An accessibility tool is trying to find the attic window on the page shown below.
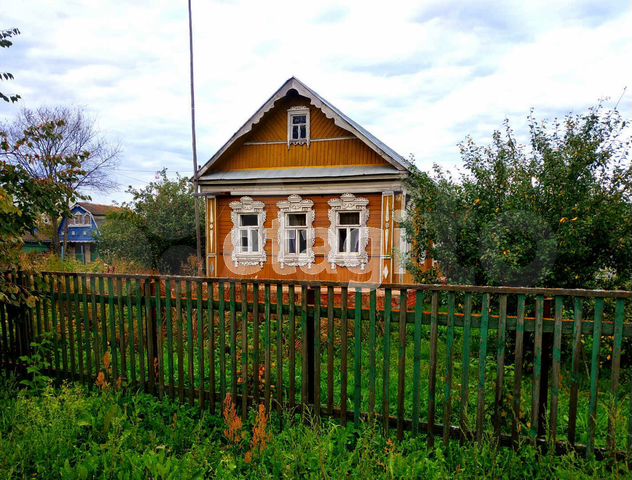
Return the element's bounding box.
[287,106,310,146]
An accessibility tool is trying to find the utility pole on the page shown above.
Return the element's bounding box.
[188,0,203,276]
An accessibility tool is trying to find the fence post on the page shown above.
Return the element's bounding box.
[147,276,160,389]
[537,298,554,438]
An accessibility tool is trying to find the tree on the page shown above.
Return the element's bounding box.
[404,103,632,289]
[1,28,20,104]
[97,170,199,273]
[1,121,85,304]
[2,106,121,253]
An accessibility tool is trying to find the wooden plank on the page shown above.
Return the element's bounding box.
[354,287,363,427]
[567,297,583,446]
[511,295,526,446]
[314,285,321,417]
[107,277,117,379]
[340,287,348,424]
[64,275,74,376]
[165,278,174,398]
[587,298,604,457]
[117,277,126,382]
[368,289,377,421]
[208,280,216,413]
[264,283,272,411]
[549,296,563,444]
[186,279,195,405]
[135,279,146,390]
[176,279,185,402]
[327,286,335,416]
[0,301,7,369]
[383,288,392,434]
[73,275,84,384]
[99,276,107,368]
[144,279,155,394]
[51,276,60,375]
[459,293,473,439]
[155,279,164,398]
[427,291,439,446]
[301,285,308,408]
[229,281,237,402]
[493,294,508,440]
[288,285,296,411]
[443,291,455,445]
[530,295,544,441]
[241,282,249,418]
[126,277,136,387]
[252,284,260,407]
[276,283,284,417]
[475,293,490,444]
[397,288,407,440]
[607,299,625,452]
[35,274,42,338]
[197,280,205,409]
[412,290,424,434]
[89,276,99,376]
[218,281,226,401]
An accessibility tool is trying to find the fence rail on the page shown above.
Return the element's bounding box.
[1,270,631,458]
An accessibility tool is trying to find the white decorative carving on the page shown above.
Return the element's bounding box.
[327,193,370,270]
[276,194,315,268]
[229,196,267,267]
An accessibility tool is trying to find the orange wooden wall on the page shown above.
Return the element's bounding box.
[215,194,384,284]
[211,94,391,172]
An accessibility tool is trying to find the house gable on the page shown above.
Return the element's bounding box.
[197,77,412,178]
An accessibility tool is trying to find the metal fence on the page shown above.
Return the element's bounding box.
[1,271,631,458]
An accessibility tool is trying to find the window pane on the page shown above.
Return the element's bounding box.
[338,228,347,253]
[287,213,306,226]
[339,212,360,225]
[240,214,258,226]
[287,229,296,254]
[298,229,307,253]
[300,125,306,138]
[240,230,249,250]
[250,230,259,252]
[292,125,299,139]
[350,228,360,253]
[292,115,306,125]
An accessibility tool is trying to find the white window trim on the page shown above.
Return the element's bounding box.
[277,194,315,268]
[229,196,267,267]
[327,193,370,270]
[287,106,310,147]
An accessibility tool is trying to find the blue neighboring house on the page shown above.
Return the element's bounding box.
[59,202,120,263]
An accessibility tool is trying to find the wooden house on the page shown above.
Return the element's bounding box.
[59,202,120,263]
[196,77,423,284]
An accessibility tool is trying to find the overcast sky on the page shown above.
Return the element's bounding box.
[1,0,630,204]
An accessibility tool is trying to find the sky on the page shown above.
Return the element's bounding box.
[1,0,631,205]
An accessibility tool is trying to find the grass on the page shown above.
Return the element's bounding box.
[0,375,629,479]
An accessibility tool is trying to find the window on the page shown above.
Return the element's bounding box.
[327,194,370,270]
[229,196,267,267]
[287,106,310,146]
[71,213,88,225]
[277,195,315,268]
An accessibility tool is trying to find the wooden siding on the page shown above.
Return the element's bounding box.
[211,95,391,172]
[215,194,384,283]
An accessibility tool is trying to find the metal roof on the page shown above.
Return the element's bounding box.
[199,166,403,183]
[196,77,413,179]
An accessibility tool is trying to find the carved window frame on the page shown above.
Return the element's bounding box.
[327,193,370,270]
[277,194,315,268]
[287,106,310,147]
[229,196,267,267]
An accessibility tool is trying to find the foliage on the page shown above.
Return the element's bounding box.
[0,27,20,104]
[18,335,53,393]
[18,252,148,275]
[0,121,85,305]
[97,169,199,273]
[404,103,632,288]
[0,378,627,479]
[1,106,120,253]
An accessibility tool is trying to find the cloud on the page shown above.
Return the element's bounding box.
[0,0,630,205]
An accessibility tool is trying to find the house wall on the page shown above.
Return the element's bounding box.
[211,95,392,171]
[213,193,385,284]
